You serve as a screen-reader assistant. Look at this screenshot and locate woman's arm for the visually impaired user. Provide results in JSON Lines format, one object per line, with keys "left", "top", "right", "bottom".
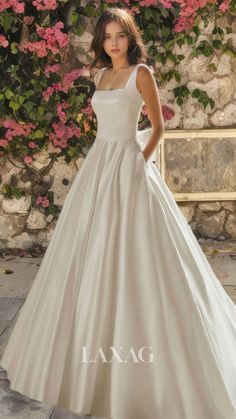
{"left": 137, "top": 65, "right": 165, "bottom": 162}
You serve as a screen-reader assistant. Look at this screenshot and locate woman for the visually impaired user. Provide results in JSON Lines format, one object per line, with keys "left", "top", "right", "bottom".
{"left": 1, "top": 7, "right": 236, "bottom": 419}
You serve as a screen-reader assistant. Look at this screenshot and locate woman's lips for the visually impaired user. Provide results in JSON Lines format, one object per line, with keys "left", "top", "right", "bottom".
{"left": 111, "top": 49, "right": 120, "bottom": 52}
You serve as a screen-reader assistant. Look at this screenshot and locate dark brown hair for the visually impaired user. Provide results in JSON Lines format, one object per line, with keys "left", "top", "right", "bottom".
{"left": 89, "top": 7, "right": 148, "bottom": 73}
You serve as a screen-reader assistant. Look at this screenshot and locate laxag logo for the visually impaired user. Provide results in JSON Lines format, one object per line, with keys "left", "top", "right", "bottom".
{"left": 81, "top": 346, "right": 154, "bottom": 363}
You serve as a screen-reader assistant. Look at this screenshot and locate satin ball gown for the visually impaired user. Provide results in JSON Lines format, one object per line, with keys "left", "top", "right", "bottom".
{"left": 1, "top": 63, "right": 236, "bottom": 419}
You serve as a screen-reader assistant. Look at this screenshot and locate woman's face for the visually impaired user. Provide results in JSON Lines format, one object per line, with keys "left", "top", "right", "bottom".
{"left": 102, "top": 20, "right": 129, "bottom": 60}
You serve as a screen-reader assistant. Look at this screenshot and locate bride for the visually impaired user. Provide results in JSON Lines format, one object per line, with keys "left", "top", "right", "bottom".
{"left": 1, "top": 6, "right": 236, "bottom": 419}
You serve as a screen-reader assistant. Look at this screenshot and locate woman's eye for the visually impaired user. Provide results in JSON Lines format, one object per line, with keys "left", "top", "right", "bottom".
{"left": 104, "top": 34, "right": 125, "bottom": 39}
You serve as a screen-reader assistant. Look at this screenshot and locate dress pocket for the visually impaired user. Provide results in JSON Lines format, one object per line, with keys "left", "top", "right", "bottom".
{"left": 130, "top": 150, "right": 147, "bottom": 180}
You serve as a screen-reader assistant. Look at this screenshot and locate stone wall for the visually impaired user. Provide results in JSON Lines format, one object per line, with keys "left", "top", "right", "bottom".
{"left": 75, "top": 15, "right": 236, "bottom": 130}
{"left": 1, "top": 13, "right": 236, "bottom": 248}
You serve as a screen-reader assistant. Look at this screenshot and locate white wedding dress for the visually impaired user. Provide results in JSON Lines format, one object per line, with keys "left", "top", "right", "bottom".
{"left": 1, "top": 63, "right": 236, "bottom": 419}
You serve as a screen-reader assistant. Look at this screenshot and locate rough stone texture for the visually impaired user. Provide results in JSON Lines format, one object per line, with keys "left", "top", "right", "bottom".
{"left": 26, "top": 209, "right": 47, "bottom": 230}
{"left": 2, "top": 196, "right": 31, "bottom": 215}
{"left": 225, "top": 214, "right": 236, "bottom": 239}
{"left": 198, "top": 202, "right": 222, "bottom": 212}
{"left": 47, "top": 157, "right": 78, "bottom": 206}
{"left": 188, "top": 76, "right": 235, "bottom": 109}
{"left": 178, "top": 202, "right": 196, "bottom": 222}
{"left": 211, "top": 103, "right": 236, "bottom": 127}
{"left": 0, "top": 213, "right": 26, "bottom": 241}
{"left": 165, "top": 137, "right": 236, "bottom": 193}
{"left": 7, "top": 233, "right": 34, "bottom": 250}
{"left": 182, "top": 96, "right": 210, "bottom": 129}
{"left": 195, "top": 208, "right": 226, "bottom": 238}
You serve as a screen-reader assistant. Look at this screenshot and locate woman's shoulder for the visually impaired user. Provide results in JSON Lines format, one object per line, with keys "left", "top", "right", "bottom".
{"left": 136, "top": 63, "right": 156, "bottom": 92}
{"left": 137, "top": 63, "right": 154, "bottom": 74}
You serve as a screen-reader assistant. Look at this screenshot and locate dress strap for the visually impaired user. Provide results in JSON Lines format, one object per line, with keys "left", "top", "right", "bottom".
{"left": 126, "top": 63, "right": 152, "bottom": 92}
{"left": 94, "top": 67, "right": 107, "bottom": 88}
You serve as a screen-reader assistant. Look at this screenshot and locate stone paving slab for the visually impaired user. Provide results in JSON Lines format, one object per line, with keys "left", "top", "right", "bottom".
{"left": 0, "top": 239, "right": 235, "bottom": 418}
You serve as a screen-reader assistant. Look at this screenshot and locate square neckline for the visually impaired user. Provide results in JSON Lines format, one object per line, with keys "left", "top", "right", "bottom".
{"left": 95, "top": 64, "right": 140, "bottom": 93}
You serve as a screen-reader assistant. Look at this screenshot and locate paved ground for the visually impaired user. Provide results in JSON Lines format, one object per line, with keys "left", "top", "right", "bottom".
{"left": 0, "top": 239, "right": 235, "bottom": 418}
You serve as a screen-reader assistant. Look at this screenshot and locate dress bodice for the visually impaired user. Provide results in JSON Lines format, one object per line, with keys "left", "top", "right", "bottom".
{"left": 91, "top": 63, "right": 160, "bottom": 162}
{"left": 91, "top": 64, "right": 145, "bottom": 141}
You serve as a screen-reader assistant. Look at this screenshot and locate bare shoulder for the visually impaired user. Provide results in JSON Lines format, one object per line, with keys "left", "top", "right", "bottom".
{"left": 137, "top": 64, "right": 155, "bottom": 79}
{"left": 136, "top": 64, "right": 156, "bottom": 93}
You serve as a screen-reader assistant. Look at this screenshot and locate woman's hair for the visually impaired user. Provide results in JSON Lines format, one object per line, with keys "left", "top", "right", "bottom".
{"left": 89, "top": 7, "right": 148, "bottom": 72}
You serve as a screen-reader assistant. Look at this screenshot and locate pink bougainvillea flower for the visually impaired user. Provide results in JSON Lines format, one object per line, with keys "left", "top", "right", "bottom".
{"left": 41, "top": 197, "right": 50, "bottom": 208}
{"left": 56, "top": 102, "right": 70, "bottom": 123}
{"left": 36, "top": 196, "right": 43, "bottom": 204}
{"left": 42, "top": 86, "right": 55, "bottom": 101}
{"left": 28, "top": 141, "right": 37, "bottom": 149}
{"left": 42, "top": 68, "right": 83, "bottom": 101}
{"left": 24, "top": 155, "right": 33, "bottom": 164}
{"left": 20, "top": 21, "right": 68, "bottom": 58}
{"left": 2, "top": 120, "right": 37, "bottom": 141}
{"left": 32, "top": 0, "right": 58, "bottom": 11}
{"left": 129, "top": 6, "right": 141, "bottom": 14}
{"left": 174, "top": 15, "right": 195, "bottom": 32}
{"left": 63, "top": 69, "right": 82, "bottom": 88}
{"left": 219, "top": 0, "right": 230, "bottom": 12}
{"left": 36, "top": 196, "right": 49, "bottom": 207}
{"left": 49, "top": 121, "right": 81, "bottom": 149}
{"left": 159, "top": 0, "right": 173, "bottom": 7}
{"left": 0, "top": 0, "right": 25, "bottom": 13}
{"left": 19, "top": 40, "right": 48, "bottom": 57}
{"left": 141, "top": 105, "right": 148, "bottom": 116}
{"left": 81, "top": 102, "right": 93, "bottom": 117}
{"left": 44, "top": 63, "right": 61, "bottom": 75}
{"left": 161, "top": 104, "right": 175, "bottom": 120}
{"left": 0, "top": 139, "right": 9, "bottom": 148}
{"left": 36, "top": 21, "right": 69, "bottom": 53}
{"left": 0, "top": 34, "right": 9, "bottom": 48}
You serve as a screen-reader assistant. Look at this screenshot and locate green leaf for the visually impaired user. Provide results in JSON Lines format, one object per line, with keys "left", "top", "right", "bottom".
{"left": 144, "top": 9, "right": 153, "bottom": 20}
{"left": 71, "top": 12, "right": 79, "bottom": 23}
{"left": 164, "top": 39, "right": 175, "bottom": 50}
{"left": 74, "top": 25, "right": 84, "bottom": 36}
{"left": 209, "top": 98, "right": 215, "bottom": 109}
{"left": 207, "top": 63, "right": 217, "bottom": 72}
{"left": 29, "top": 111, "right": 37, "bottom": 120}
{"left": 9, "top": 100, "right": 20, "bottom": 111}
{"left": 18, "top": 96, "right": 26, "bottom": 105}
{"left": 37, "top": 106, "right": 45, "bottom": 116}
{"left": 193, "top": 26, "right": 201, "bottom": 37}
{"left": 23, "top": 101, "right": 34, "bottom": 112}
{"left": 192, "top": 89, "right": 200, "bottom": 98}
{"left": 217, "top": 27, "right": 224, "bottom": 36}
{"left": 223, "top": 49, "right": 236, "bottom": 58}
{"left": 67, "top": 146, "right": 76, "bottom": 157}
{"left": 177, "top": 97, "right": 183, "bottom": 106}
{"left": 226, "top": 27, "right": 233, "bottom": 34}
{"left": 10, "top": 42, "right": 19, "bottom": 54}
{"left": 212, "top": 39, "right": 222, "bottom": 49}
{"left": 5, "top": 89, "right": 14, "bottom": 99}
{"left": 0, "top": 13, "right": 14, "bottom": 32}
{"left": 32, "top": 129, "right": 45, "bottom": 139}
{"left": 173, "top": 71, "right": 181, "bottom": 83}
